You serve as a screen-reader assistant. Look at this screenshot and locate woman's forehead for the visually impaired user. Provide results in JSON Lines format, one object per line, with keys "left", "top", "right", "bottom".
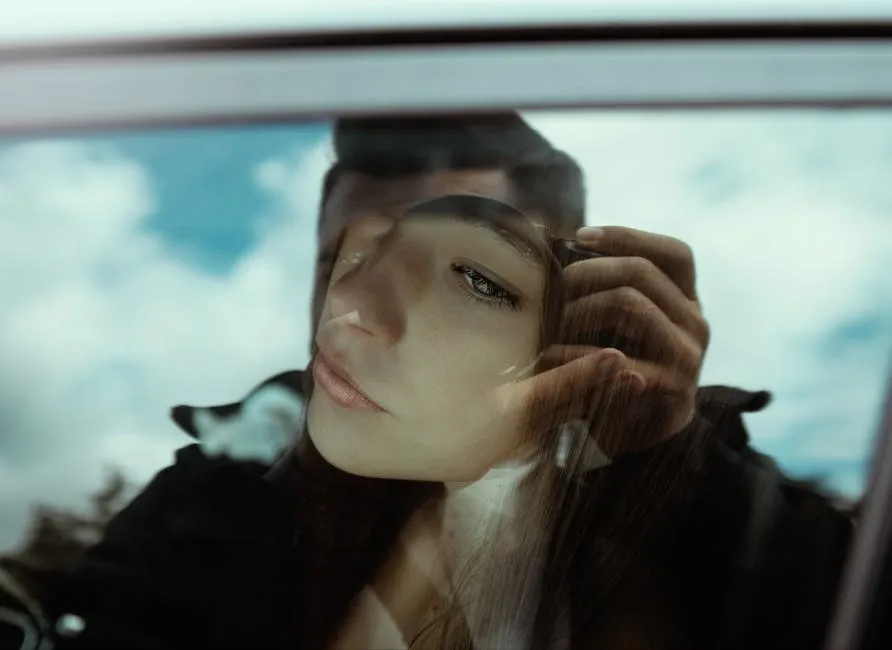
{"left": 322, "top": 169, "right": 516, "bottom": 226}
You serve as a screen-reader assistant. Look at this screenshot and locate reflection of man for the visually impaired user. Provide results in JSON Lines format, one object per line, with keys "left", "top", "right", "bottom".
{"left": 308, "top": 116, "right": 707, "bottom": 467}
{"left": 32, "top": 113, "right": 852, "bottom": 650}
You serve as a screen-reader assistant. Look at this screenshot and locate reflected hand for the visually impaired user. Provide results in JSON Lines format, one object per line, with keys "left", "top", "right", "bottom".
{"left": 506, "top": 226, "right": 710, "bottom": 458}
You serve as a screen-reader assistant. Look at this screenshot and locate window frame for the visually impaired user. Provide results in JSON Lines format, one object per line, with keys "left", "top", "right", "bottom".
{"left": 1, "top": 20, "right": 891, "bottom": 650}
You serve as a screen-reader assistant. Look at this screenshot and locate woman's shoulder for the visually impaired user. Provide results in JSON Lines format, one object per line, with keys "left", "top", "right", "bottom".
{"left": 571, "top": 386, "right": 854, "bottom": 649}
{"left": 666, "top": 386, "right": 854, "bottom": 649}
{"left": 45, "top": 444, "right": 299, "bottom": 649}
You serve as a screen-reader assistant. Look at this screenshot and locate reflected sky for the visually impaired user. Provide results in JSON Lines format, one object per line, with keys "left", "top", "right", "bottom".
{"left": 0, "top": 110, "right": 890, "bottom": 551}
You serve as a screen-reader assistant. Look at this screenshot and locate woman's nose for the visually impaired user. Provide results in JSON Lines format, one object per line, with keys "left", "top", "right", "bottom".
{"left": 325, "top": 216, "right": 405, "bottom": 345}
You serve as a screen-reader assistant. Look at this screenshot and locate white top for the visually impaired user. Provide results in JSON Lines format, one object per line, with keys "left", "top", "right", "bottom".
{"left": 330, "top": 586, "right": 408, "bottom": 650}
{"left": 329, "top": 458, "right": 537, "bottom": 650}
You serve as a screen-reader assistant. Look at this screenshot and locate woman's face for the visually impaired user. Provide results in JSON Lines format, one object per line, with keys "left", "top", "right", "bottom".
{"left": 306, "top": 170, "right": 551, "bottom": 482}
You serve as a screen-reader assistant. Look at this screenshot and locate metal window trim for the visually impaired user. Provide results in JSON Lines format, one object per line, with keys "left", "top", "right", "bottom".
{"left": 1, "top": 38, "right": 892, "bottom": 135}
{"left": 825, "top": 356, "right": 892, "bottom": 650}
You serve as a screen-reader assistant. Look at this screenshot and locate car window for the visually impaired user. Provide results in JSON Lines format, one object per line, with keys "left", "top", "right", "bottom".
{"left": 1, "top": 108, "right": 889, "bottom": 649}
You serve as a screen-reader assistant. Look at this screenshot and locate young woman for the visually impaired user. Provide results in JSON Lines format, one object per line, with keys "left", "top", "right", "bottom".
{"left": 43, "top": 115, "right": 850, "bottom": 650}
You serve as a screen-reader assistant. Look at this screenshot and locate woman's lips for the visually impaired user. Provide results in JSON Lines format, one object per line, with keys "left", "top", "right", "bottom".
{"left": 312, "top": 349, "right": 383, "bottom": 412}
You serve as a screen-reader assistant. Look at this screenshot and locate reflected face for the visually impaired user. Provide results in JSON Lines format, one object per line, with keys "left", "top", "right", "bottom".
{"left": 306, "top": 170, "right": 551, "bottom": 482}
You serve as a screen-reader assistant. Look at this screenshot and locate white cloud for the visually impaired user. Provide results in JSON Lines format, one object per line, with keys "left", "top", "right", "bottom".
{"left": 527, "top": 110, "right": 892, "bottom": 482}
{"left": 0, "top": 134, "right": 333, "bottom": 550}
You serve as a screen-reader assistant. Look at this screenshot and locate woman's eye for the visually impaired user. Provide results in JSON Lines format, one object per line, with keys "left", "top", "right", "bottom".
{"left": 451, "top": 263, "right": 521, "bottom": 310}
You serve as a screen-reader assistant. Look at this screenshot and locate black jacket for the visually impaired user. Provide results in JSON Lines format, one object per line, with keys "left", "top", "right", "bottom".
{"left": 26, "top": 386, "right": 853, "bottom": 650}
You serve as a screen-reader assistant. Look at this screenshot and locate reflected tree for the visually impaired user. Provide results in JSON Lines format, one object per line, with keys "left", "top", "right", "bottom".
{"left": 0, "top": 469, "right": 136, "bottom": 606}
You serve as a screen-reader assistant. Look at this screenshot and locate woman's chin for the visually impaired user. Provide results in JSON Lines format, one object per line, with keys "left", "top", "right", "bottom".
{"left": 307, "top": 403, "right": 384, "bottom": 477}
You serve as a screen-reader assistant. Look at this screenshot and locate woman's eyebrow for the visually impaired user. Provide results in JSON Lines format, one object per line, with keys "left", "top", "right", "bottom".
{"left": 404, "top": 195, "right": 548, "bottom": 267}
{"left": 465, "top": 218, "right": 547, "bottom": 267}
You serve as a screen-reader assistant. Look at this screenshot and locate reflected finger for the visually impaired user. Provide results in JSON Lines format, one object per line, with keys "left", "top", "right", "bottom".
{"left": 517, "top": 348, "right": 625, "bottom": 430}
{"left": 577, "top": 226, "right": 699, "bottom": 302}
{"left": 562, "top": 255, "right": 709, "bottom": 347}
{"left": 561, "top": 288, "right": 702, "bottom": 375}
